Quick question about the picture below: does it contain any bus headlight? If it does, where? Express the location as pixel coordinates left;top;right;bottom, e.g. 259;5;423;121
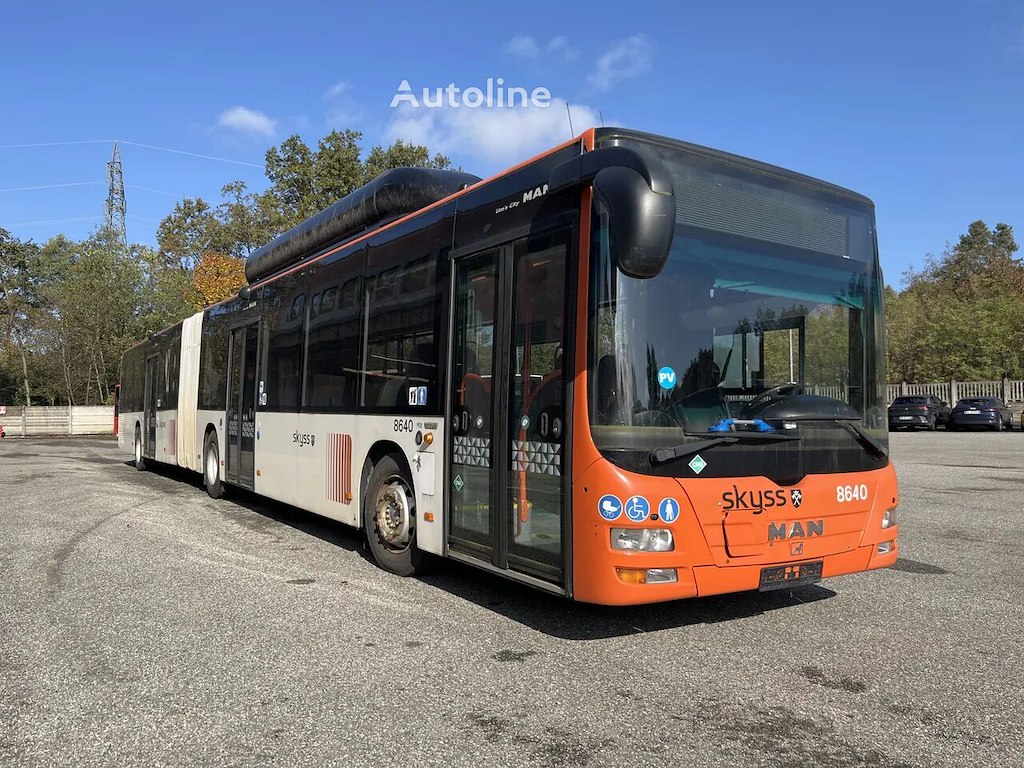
882;507;897;529
611;528;674;552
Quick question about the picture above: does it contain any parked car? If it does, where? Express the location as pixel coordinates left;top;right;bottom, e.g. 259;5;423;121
947;397;1013;431
888;395;951;431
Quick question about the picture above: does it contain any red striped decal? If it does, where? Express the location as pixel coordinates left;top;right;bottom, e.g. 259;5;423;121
326;433;353;504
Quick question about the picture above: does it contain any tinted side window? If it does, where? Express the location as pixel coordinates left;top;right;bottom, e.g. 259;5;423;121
305;251;364;413
199;305;231;410
261;273;306;411
363;250;440;412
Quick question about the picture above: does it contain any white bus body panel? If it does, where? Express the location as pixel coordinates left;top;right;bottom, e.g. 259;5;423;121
251;412;445;556
176;312;203;472
196;409;225;479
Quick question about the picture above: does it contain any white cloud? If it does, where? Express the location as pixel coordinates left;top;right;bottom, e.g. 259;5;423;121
505;34;540;59
323;81;352;101
547;35;579;61
322;81;363;127
588;34;654;91
215;106;276;138
384;99;602;171
505;34;578;62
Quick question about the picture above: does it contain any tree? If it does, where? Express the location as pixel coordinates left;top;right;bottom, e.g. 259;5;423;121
156;197;218;272
886;220;1024;382
362;138;453;183
156;131;455;268
194;252;246;308
262;131;454;232
0;228;41;405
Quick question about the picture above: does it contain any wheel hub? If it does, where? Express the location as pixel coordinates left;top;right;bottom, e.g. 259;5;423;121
375;478;413;549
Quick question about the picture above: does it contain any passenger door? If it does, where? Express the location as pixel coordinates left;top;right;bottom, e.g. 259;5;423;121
143;354;158;459
226;323;259;489
447;228;571;586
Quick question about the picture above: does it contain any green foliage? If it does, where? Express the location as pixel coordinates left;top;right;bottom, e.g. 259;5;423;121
886;220;1023;382
1;130;454;404
158;132;453;265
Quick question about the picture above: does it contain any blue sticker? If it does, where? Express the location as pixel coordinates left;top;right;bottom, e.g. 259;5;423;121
624;495;650;522
659;497;680;524
657;367;677;390
598;494;623;521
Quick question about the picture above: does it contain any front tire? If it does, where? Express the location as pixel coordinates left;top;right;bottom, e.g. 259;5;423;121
204;431;225;499
134;427;146;471
362;455;422;576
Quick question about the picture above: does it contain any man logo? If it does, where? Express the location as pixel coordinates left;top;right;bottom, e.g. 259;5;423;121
791;541;804;556
768;519;824;541
790;489;803;508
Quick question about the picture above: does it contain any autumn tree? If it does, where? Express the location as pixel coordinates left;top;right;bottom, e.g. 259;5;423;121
194;252;246;307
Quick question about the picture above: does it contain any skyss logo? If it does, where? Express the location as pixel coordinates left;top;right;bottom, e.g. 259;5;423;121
721;486;789;515
293;432;316;448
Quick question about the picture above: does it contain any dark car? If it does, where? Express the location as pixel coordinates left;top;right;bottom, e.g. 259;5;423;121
947;397;1013;431
888;395;951;431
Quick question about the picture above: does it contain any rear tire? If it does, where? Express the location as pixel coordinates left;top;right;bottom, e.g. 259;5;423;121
134;427;146;471
204;431;225;499
362;454;422;576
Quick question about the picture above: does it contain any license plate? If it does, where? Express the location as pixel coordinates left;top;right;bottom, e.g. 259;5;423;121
965;409;980;414
898;416;912;420
759;561;823;591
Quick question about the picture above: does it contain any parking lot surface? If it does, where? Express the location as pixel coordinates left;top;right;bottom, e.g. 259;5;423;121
1;433;1022;767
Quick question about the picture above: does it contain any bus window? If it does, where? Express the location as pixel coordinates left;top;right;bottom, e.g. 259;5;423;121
363;257;438;411
262;274;305;411
305;263;361;412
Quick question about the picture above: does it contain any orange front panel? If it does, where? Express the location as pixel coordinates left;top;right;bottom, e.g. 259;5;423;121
570;457;899;605
682;473;884;566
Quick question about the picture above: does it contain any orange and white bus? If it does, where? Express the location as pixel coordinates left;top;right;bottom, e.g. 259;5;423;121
118;128;898;605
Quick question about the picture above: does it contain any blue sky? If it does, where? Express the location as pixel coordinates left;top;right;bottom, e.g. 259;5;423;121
1;0;1022;286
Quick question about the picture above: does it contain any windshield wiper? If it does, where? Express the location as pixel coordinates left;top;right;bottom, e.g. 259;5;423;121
835;420;888;459
650;431;800;465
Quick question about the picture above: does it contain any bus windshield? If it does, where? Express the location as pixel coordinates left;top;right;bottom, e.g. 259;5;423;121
589;137;888;478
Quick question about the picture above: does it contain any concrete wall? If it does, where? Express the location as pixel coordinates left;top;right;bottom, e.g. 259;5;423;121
0;406;115;437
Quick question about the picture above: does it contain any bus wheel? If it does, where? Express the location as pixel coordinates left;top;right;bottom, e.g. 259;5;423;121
204;431;225;499
363;455;422;576
134;427;146;471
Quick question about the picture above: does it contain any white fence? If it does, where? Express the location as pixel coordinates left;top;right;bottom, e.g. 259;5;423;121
886;379;1024;405
0;406;115;437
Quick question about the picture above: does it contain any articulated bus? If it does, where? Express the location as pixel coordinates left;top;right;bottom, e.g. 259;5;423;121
118;128;899;605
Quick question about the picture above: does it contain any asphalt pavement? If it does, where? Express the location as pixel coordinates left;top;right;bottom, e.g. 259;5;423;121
1;432;1021;767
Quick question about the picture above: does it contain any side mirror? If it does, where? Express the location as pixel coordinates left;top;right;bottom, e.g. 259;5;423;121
549;145;675;280
593;165;675;279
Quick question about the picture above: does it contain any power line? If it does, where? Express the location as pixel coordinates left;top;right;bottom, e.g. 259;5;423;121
118;140;262;168
0;138;263;169
125;184;185;198
0;181;103;193
0;140;115;149
10;216;103;227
